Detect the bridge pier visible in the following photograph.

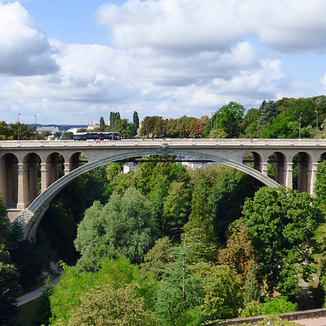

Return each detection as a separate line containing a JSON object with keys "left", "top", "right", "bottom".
{"left": 285, "top": 163, "right": 293, "bottom": 189}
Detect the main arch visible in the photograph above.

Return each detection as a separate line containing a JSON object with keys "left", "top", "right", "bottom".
{"left": 13, "top": 147, "right": 279, "bottom": 240}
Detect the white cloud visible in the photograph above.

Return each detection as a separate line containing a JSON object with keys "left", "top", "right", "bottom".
{"left": 97, "top": 0, "right": 326, "bottom": 54}
{"left": 0, "top": 2, "right": 58, "bottom": 76}
{"left": 1, "top": 0, "right": 326, "bottom": 124}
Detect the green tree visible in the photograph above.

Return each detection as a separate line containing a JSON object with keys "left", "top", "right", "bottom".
{"left": 194, "top": 262, "right": 243, "bottom": 321}
{"left": 68, "top": 283, "right": 159, "bottom": 326}
{"left": 218, "top": 220, "right": 257, "bottom": 280}
{"left": 50, "top": 257, "right": 157, "bottom": 325}
{"left": 184, "top": 180, "right": 217, "bottom": 261}
{"left": 217, "top": 101, "right": 245, "bottom": 138}
{"left": 155, "top": 243, "right": 205, "bottom": 325}
{"left": 133, "top": 111, "right": 140, "bottom": 129}
{"left": 141, "top": 237, "right": 174, "bottom": 278}
{"left": 74, "top": 187, "right": 157, "bottom": 271}
{"left": 257, "top": 100, "right": 278, "bottom": 129}
{"left": 242, "top": 186, "right": 323, "bottom": 296}
{"left": 0, "top": 244, "right": 21, "bottom": 326}
{"left": 99, "top": 116, "right": 106, "bottom": 131}
{"left": 163, "top": 181, "right": 192, "bottom": 238}
{"left": 243, "top": 260, "right": 260, "bottom": 306}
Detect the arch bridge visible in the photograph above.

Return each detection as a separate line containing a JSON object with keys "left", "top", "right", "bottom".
{"left": 1, "top": 138, "right": 325, "bottom": 240}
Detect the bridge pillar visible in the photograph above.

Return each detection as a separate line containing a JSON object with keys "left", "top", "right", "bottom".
{"left": 64, "top": 162, "right": 72, "bottom": 175}
{"left": 261, "top": 162, "right": 268, "bottom": 176}
{"left": 0, "top": 159, "right": 7, "bottom": 205}
{"left": 308, "top": 163, "right": 318, "bottom": 196}
{"left": 285, "top": 163, "right": 293, "bottom": 189}
{"left": 17, "top": 163, "right": 28, "bottom": 210}
{"left": 40, "top": 163, "right": 51, "bottom": 193}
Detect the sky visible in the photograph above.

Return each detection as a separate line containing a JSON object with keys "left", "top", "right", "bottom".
{"left": 1, "top": 0, "right": 326, "bottom": 125}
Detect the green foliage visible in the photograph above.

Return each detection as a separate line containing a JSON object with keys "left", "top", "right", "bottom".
{"left": 314, "top": 160, "right": 326, "bottom": 212}
{"left": 218, "top": 220, "right": 257, "bottom": 280}
{"left": 133, "top": 111, "right": 140, "bottom": 129}
{"left": 194, "top": 262, "right": 244, "bottom": 321}
{"left": 216, "top": 101, "right": 245, "bottom": 138}
{"left": 239, "top": 300, "right": 262, "bottom": 318}
{"left": 50, "top": 257, "right": 157, "bottom": 325}
{"left": 68, "top": 283, "right": 159, "bottom": 326}
{"left": 243, "top": 260, "right": 260, "bottom": 305}
{"left": 34, "top": 276, "right": 54, "bottom": 326}
{"left": 75, "top": 187, "right": 157, "bottom": 271}
{"left": 208, "top": 166, "right": 262, "bottom": 244}
{"left": 134, "top": 160, "right": 192, "bottom": 237}
{"left": 0, "top": 244, "right": 21, "bottom": 326}
{"left": 184, "top": 180, "right": 217, "bottom": 261}
{"left": 242, "top": 186, "right": 323, "bottom": 296}
{"left": 260, "top": 296, "right": 298, "bottom": 315}
{"left": 155, "top": 244, "right": 205, "bottom": 325}
{"left": 257, "top": 100, "right": 279, "bottom": 129}
{"left": 141, "top": 237, "right": 174, "bottom": 278}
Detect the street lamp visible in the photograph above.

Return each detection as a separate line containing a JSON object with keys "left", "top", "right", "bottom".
{"left": 17, "top": 113, "right": 21, "bottom": 141}
{"left": 315, "top": 110, "right": 318, "bottom": 140}
{"left": 34, "top": 114, "right": 37, "bottom": 140}
{"left": 299, "top": 112, "right": 302, "bottom": 139}
{"left": 210, "top": 113, "right": 213, "bottom": 138}
{"left": 216, "top": 112, "right": 218, "bottom": 139}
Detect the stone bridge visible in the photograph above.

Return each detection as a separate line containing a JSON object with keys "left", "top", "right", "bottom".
{"left": 1, "top": 138, "right": 325, "bottom": 240}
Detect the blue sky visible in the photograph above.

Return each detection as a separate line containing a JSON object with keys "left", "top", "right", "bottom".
{"left": 1, "top": 0, "right": 326, "bottom": 125}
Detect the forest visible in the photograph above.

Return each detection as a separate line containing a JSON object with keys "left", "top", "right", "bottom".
{"left": 2, "top": 95, "right": 326, "bottom": 325}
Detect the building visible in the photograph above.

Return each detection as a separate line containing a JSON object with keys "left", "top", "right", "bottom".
{"left": 123, "top": 162, "right": 139, "bottom": 174}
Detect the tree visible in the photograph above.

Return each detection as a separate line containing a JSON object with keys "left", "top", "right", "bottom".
{"left": 257, "top": 100, "right": 278, "bottom": 129}
{"left": 243, "top": 260, "right": 260, "bottom": 306}
{"left": 141, "top": 237, "right": 174, "bottom": 278}
{"left": 99, "top": 116, "right": 106, "bottom": 131}
{"left": 216, "top": 101, "right": 245, "bottom": 138}
{"left": 155, "top": 242, "right": 205, "bottom": 325}
{"left": 133, "top": 111, "right": 140, "bottom": 129}
{"left": 184, "top": 180, "right": 217, "bottom": 262}
{"left": 68, "top": 283, "right": 159, "bottom": 326}
{"left": 218, "top": 220, "right": 257, "bottom": 280}
{"left": 74, "top": 187, "right": 157, "bottom": 271}
{"left": 0, "top": 244, "right": 21, "bottom": 326}
{"left": 50, "top": 257, "right": 158, "bottom": 325}
{"left": 242, "top": 186, "right": 323, "bottom": 296}
{"left": 194, "top": 262, "right": 243, "bottom": 321}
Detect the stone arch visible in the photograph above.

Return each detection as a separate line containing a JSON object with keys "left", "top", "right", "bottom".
{"left": 69, "top": 152, "right": 87, "bottom": 171}
{"left": 293, "top": 152, "right": 313, "bottom": 193}
{"left": 242, "top": 151, "right": 262, "bottom": 172}
{"left": 0, "top": 153, "right": 18, "bottom": 208}
{"left": 14, "top": 148, "right": 280, "bottom": 240}
{"left": 45, "top": 152, "right": 65, "bottom": 187}
{"left": 23, "top": 153, "right": 41, "bottom": 206}
{"left": 267, "top": 151, "right": 287, "bottom": 185}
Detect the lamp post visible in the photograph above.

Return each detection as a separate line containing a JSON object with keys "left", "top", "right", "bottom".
{"left": 210, "top": 113, "right": 213, "bottom": 138}
{"left": 315, "top": 110, "right": 318, "bottom": 140}
{"left": 17, "top": 113, "right": 21, "bottom": 141}
{"left": 299, "top": 112, "right": 302, "bottom": 139}
{"left": 34, "top": 114, "right": 37, "bottom": 140}
{"left": 216, "top": 112, "right": 218, "bottom": 139}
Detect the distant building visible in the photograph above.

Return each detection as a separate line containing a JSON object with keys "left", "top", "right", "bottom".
{"left": 36, "top": 126, "right": 60, "bottom": 134}
{"left": 88, "top": 122, "right": 100, "bottom": 130}
{"left": 123, "top": 162, "right": 139, "bottom": 174}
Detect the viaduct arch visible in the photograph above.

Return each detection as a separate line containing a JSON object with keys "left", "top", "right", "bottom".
{"left": 0, "top": 138, "right": 325, "bottom": 240}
